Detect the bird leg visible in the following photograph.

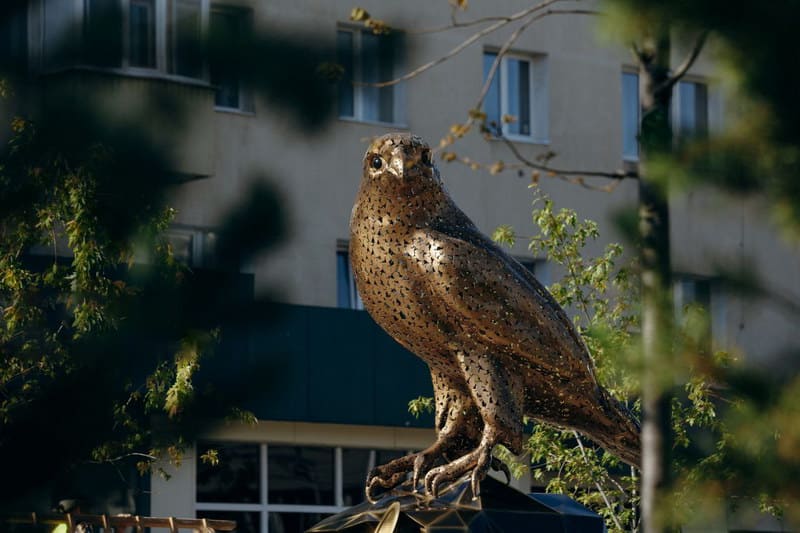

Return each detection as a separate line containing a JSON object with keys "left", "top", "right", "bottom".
{"left": 365, "top": 369, "right": 482, "bottom": 502}
{"left": 365, "top": 454, "right": 416, "bottom": 502}
{"left": 412, "top": 370, "right": 482, "bottom": 490}
{"left": 424, "top": 431, "right": 498, "bottom": 498}
{"left": 424, "top": 351, "right": 525, "bottom": 498}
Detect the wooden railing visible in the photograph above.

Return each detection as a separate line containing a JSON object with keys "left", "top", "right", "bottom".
{"left": 5, "top": 512, "right": 236, "bottom": 532}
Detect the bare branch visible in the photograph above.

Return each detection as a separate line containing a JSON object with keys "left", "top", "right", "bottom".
{"left": 497, "top": 135, "right": 638, "bottom": 181}
{"left": 630, "top": 41, "right": 646, "bottom": 64}
{"left": 474, "top": 7, "right": 598, "bottom": 111}
{"left": 439, "top": 146, "right": 629, "bottom": 193}
{"left": 573, "top": 431, "right": 625, "bottom": 532}
{"left": 656, "top": 31, "right": 709, "bottom": 94}
{"left": 87, "top": 452, "right": 158, "bottom": 464}
{"left": 366, "top": 0, "right": 585, "bottom": 88}
{"left": 408, "top": 15, "right": 530, "bottom": 35}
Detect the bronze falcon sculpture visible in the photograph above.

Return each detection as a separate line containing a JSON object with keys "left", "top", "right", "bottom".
{"left": 350, "top": 133, "right": 640, "bottom": 500}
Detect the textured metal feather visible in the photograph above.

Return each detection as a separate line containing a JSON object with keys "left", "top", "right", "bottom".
{"left": 350, "top": 133, "right": 640, "bottom": 500}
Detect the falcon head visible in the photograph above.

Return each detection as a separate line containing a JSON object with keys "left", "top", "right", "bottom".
{"left": 363, "top": 133, "right": 440, "bottom": 186}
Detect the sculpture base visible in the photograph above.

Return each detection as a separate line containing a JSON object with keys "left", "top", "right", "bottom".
{"left": 307, "top": 476, "right": 604, "bottom": 533}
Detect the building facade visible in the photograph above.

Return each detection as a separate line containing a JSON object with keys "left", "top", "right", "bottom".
{"left": 9, "top": 0, "right": 800, "bottom": 531}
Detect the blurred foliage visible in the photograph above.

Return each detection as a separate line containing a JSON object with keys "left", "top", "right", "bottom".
{"left": 0, "top": 1, "right": 336, "bottom": 510}
{"left": 421, "top": 191, "right": 730, "bottom": 532}
{"left": 0, "top": 108, "right": 279, "bottom": 506}
{"left": 510, "top": 193, "right": 729, "bottom": 533}
{"left": 605, "top": 0, "right": 800, "bottom": 240}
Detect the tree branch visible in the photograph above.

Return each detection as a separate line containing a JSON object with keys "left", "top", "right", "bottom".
{"left": 573, "top": 431, "right": 625, "bottom": 532}
{"left": 408, "top": 14, "right": 532, "bottom": 35}
{"left": 87, "top": 452, "right": 157, "bottom": 465}
{"left": 497, "top": 135, "right": 638, "bottom": 181}
{"left": 366, "top": 0, "right": 588, "bottom": 88}
{"left": 439, "top": 145, "right": 629, "bottom": 193}
{"left": 473, "top": 9, "right": 600, "bottom": 110}
{"left": 656, "top": 31, "right": 709, "bottom": 95}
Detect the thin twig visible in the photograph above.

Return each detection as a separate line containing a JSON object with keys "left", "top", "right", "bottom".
{"left": 573, "top": 431, "right": 625, "bottom": 532}
{"left": 498, "top": 136, "right": 638, "bottom": 180}
{"left": 441, "top": 151, "right": 628, "bottom": 193}
{"left": 407, "top": 15, "right": 526, "bottom": 35}
{"left": 88, "top": 452, "right": 158, "bottom": 464}
{"left": 366, "top": 0, "right": 567, "bottom": 88}
{"left": 474, "top": 8, "right": 569, "bottom": 111}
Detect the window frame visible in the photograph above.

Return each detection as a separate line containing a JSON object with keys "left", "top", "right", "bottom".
{"left": 123, "top": 0, "right": 164, "bottom": 72}
{"left": 483, "top": 50, "right": 549, "bottom": 144}
{"left": 517, "top": 257, "right": 551, "bottom": 287}
{"left": 164, "top": 224, "right": 217, "bottom": 268}
{"left": 672, "top": 78, "right": 709, "bottom": 140}
{"left": 336, "top": 25, "right": 406, "bottom": 127}
{"left": 31, "top": 0, "right": 254, "bottom": 112}
{"left": 673, "top": 274, "right": 726, "bottom": 350}
{"left": 621, "top": 69, "right": 640, "bottom": 162}
{"left": 209, "top": 3, "right": 254, "bottom": 113}
{"left": 194, "top": 441, "right": 408, "bottom": 533}
{"left": 336, "top": 241, "right": 364, "bottom": 310}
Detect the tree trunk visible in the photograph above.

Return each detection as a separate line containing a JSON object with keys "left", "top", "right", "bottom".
{"left": 637, "top": 32, "right": 675, "bottom": 533}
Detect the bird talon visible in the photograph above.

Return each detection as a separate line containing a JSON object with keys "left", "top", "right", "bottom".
{"left": 490, "top": 457, "right": 512, "bottom": 486}
{"left": 471, "top": 471, "right": 481, "bottom": 499}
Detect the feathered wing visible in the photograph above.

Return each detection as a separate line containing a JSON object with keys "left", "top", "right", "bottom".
{"left": 404, "top": 224, "right": 641, "bottom": 466}
{"left": 404, "top": 225, "right": 595, "bottom": 381}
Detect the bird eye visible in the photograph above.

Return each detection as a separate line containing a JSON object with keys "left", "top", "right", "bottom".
{"left": 370, "top": 156, "right": 383, "bottom": 170}
{"left": 420, "top": 150, "right": 432, "bottom": 166}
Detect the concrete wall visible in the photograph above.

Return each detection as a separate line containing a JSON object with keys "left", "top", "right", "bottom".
{"left": 166, "top": 0, "right": 800, "bottom": 366}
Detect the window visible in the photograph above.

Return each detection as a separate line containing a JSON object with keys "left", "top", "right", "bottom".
{"left": 165, "top": 226, "right": 217, "bottom": 267}
{"left": 674, "top": 276, "right": 726, "bottom": 352}
{"left": 337, "top": 28, "right": 404, "bottom": 124}
{"left": 621, "top": 71, "right": 639, "bottom": 160}
{"left": 482, "top": 51, "right": 548, "bottom": 142}
{"left": 0, "top": 5, "right": 28, "bottom": 73}
{"left": 35, "top": 0, "right": 251, "bottom": 110}
{"left": 336, "top": 246, "right": 364, "bottom": 310}
{"left": 674, "top": 80, "right": 708, "bottom": 139}
{"left": 83, "top": 0, "right": 124, "bottom": 68}
{"left": 170, "top": 0, "right": 205, "bottom": 78}
{"left": 129, "top": 0, "right": 157, "bottom": 68}
{"left": 518, "top": 258, "right": 551, "bottom": 287}
{"left": 195, "top": 442, "right": 405, "bottom": 533}
{"left": 209, "top": 6, "right": 252, "bottom": 110}
{"left": 41, "top": 0, "right": 78, "bottom": 70}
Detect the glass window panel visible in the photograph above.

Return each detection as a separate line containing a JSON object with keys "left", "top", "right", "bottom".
{"left": 518, "top": 59, "right": 531, "bottom": 135}
{"left": 0, "top": 5, "right": 28, "bottom": 72}
{"left": 360, "top": 32, "right": 380, "bottom": 122}
{"left": 482, "top": 52, "right": 501, "bottom": 136}
{"left": 196, "top": 442, "right": 260, "bottom": 503}
{"left": 268, "top": 446, "right": 335, "bottom": 506}
{"left": 172, "top": 0, "right": 203, "bottom": 78}
{"left": 129, "top": 0, "right": 156, "bottom": 68}
{"left": 678, "top": 81, "right": 709, "bottom": 139}
{"left": 336, "top": 250, "right": 352, "bottom": 308}
{"left": 342, "top": 449, "right": 405, "bottom": 506}
{"left": 350, "top": 276, "right": 364, "bottom": 310}
{"left": 336, "top": 31, "right": 355, "bottom": 118}
{"left": 83, "top": 0, "right": 123, "bottom": 67}
{"left": 622, "top": 72, "right": 639, "bottom": 159}
{"left": 376, "top": 34, "right": 396, "bottom": 123}
{"left": 694, "top": 82, "right": 709, "bottom": 137}
{"left": 43, "top": 0, "right": 77, "bottom": 69}
{"left": 210, "top": 7, "right": 249, "bottom": 108}
{"left": 506, "top": 58, "right": 530, "bottom": 136}
{"left": 198, "top": 510, "right": 261, "bottom": 533}
{"left": 678, "top": 81, "right": 696, "bottom": 136}
{"left": 269, "top": 512, "right": 331, "bottom": 533}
